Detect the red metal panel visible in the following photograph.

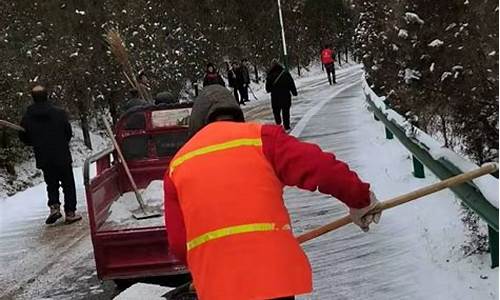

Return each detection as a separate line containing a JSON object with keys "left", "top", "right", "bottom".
{"left": 85, "top": 105, "right": 192, "bottom": 281}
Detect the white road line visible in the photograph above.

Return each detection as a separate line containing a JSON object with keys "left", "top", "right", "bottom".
{"left": 290, "top": 78, "right": 361, "bottom": 138}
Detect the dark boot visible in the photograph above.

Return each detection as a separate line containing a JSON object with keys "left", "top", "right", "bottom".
{"left": 65, "top": 211, "right": 82, "bottom": 224}
{"left": 45, "top": 204, "right": 62, "bottom": 224}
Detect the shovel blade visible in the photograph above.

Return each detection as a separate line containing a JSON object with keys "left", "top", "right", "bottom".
{"left": 132, "top": 208, "right": 162, "bottom": 220}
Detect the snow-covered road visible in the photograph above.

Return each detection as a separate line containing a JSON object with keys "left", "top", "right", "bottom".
{"left": 1, "top": 63, "right": 497, "bottom": 300}
{"left": 279, "top": 65, "right": 497, "bottom": 299}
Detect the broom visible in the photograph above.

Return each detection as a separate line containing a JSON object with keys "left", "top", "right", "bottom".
{"left": 105, "top": 28, "right": 152, "bottom": 102}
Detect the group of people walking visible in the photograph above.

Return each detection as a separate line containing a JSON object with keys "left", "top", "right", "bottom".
{"left": 202, "top": 44, "right": 336, "bottom": 131}
{"left": 203, "top": 59, "right": 251, "bottom": 106}
{"left": 203, "top": 58, "right": 298, "bottom": 131}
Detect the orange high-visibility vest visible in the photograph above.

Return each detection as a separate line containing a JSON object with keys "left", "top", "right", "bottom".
{"left": 169, "top": 121, "right": 312, "bottom": 300}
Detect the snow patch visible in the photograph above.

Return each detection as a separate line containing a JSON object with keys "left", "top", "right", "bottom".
{"left": 428, "top": 39, "right": 444, "bottom": 47}
{"left": 404, "top": 68, "right": 421, "bottom": 84}
{"left": 404, "top": 12, "right": 425, "bottom": 25}
{"left": 398, "top": 29, "right": 408, "bottom": 39}
{"left": 100, "top": 180, "right": 164, "bottom": 230}
{"left": 441, "top": 72, "right": 453, "bottom": 82}
{"left": 114, "top": 283, "right": 174, "bottom": 300}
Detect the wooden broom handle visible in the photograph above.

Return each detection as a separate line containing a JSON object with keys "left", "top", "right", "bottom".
{"left": 102, "top": 117, "right": 146, "bottom": 211}
{"left": 0, "top": 120, "right": 25, "bottom": 132}
{"left": 297, "top": 163, "right": 498, "bottom": 244}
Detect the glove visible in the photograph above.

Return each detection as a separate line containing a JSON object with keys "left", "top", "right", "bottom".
{"left": 349, "top": 191, "right": 382, "bottom": 232}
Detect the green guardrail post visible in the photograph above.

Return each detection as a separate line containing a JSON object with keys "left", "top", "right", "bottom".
{"left": 383, "top": 98, "right": 393, "bottom": 139}
{"left": 385, "top": 127, "right": 394, "bottom": 140}
{"left": 412, "top": 155, "right": 425, "bottom": 178}
{"left": 488, "top": 226, "right": 498, "bottom": 268}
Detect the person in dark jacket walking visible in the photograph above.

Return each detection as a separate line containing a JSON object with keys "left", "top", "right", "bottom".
{"left": 241, "top": 58, "right": 251, "bottom": 101}
{"left": 203, "top": 63, "right": 226, "bottom": 87}
{"left": 19, "top": 85, "right": 82, "bottom": 224}
{"left": 228, "top": 61, "right": 249, "bottom": 105}
{"left": 266, "top": 61, "right": 297, "bottom": 131}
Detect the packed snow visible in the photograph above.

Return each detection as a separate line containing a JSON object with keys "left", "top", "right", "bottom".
{"left": 100, "top": 180, "right": 165, "bottom": 231}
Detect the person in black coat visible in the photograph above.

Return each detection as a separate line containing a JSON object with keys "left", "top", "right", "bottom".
{"left": 265, "top": 61, "right": 297, "bottom": 131}
{"left": 19, "top": 85, "right": 82, "bottom": 225}
{"left": 203, "top": 63, "right": 225, "bottom": 87}
{"left": 227, "top": 61, "right": 250, "bottom": 105}
{"left": 241, "top": 58, "right": 251, "bottom": 101}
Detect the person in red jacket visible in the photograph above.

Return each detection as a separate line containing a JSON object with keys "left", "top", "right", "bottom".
{"left": 164, "top": 85, "right": 381, "bottom": 300}
{"left": 321, "top": 44, "right": 336, "bottom": 85}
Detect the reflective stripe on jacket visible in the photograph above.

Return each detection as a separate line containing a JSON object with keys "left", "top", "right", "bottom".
{"left": 169, "top": 122, "right": 312, "bottom": 300}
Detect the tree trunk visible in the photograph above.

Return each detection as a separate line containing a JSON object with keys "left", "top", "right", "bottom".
{"left": 253, "top": 64, "right": 259, "bottom": 83}
{"left": 345, "top": 47, "right": 349, "bottom": 63}
{"left": 440, "top": 114, "right": 449, "bottom": 148}
{"left": 337, "top": 51, "right": 342, "bottom": 66}
{"left": 1, "top": 130, "right": 15, "bottom": 175}
{"left": 297, "top": 57, "right": 301, "bottom": 77}
{"left": 108, "top": 90, "right": 118, "bottom": 125}
{"left": 77, "top": 98, "right": 92, "bottom": 150}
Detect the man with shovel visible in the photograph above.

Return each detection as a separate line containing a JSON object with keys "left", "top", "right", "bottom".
{"left": 19, "top": 85, "right": 82, "bottom": 225}
{"left": 164, "top": 85, "right": 381, "bottom": 300}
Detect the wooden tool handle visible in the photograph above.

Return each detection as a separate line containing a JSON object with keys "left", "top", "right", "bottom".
{"left": 0, "top": 120, "right": 25, "bottom": 132}
{"left": 297, "top": 163, "right": 498, "bottom": 244}
{"left": 102, "top": 117, "right": 146, "bottom": 211}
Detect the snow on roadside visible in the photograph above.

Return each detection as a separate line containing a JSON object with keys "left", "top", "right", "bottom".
{"left": 362, "top": 75, "right": 499, "bottom": 209}
{"left": 114, "top": 283, "right": 174, "bottom": 300}
{"left": 353, "top": 97, "right": 498, "bottom": 299}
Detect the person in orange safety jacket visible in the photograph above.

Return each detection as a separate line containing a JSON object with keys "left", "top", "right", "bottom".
{"left": 164, "top": 85, "right": 381, "bottom": 300}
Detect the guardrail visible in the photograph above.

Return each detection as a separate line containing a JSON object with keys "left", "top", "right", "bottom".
{"left": 361, "top": 74, "right": 499, "bottom": 268}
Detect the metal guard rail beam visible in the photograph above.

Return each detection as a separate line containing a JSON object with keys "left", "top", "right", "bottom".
{"left": 363, "top": 85, "right": 498, "bottom": 268}
{"left": 83, "top": 147, "right": 114, "bottom": 187}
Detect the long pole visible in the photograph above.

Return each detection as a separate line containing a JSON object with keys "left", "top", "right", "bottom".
{"left": 296, "top": 163, "right": 498, "bottom": 243}
{"left": 277, "top": 0, "right": 289, "bottom": 69}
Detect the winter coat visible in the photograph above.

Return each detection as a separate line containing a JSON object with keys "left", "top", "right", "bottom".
{"left": 228, "top": 66, "right": 249, "bottom": 88}
{"left": 241, "top": 65, "right": 251, "bottom": 85}
{"left": 19, "top": 102, "right": 73, "bottom": 169}
{"left": 203, "top": 72, "right": 226, "bottom": 87}
{"left": 265, "top": 64, "right": 297, "bottom": 105}
{"left": 321, "top": 48, "right": 335, "bottom": 64}
{"left": 165, "top": 123, "right": 371, "bottom": 267}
